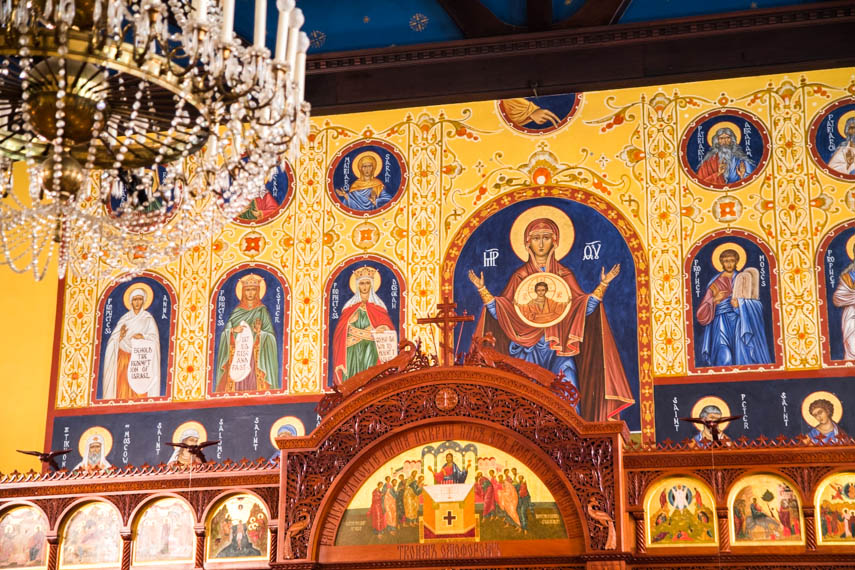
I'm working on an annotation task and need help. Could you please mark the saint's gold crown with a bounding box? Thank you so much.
[240,274,264,288]
[354,266,377,281]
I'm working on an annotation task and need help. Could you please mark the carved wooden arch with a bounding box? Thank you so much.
[810,467,855,508]
[317,420,588,550]
[639,471,717,510]
[723,468,810,509]
[278,365,625,563]
[128,492,198,529]
[0,500,50,531]
[56,496,122,527]
[199,488,274,526]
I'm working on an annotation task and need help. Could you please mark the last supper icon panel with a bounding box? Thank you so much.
[334,440,567,546]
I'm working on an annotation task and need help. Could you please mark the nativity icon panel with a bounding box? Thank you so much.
[685,231,780,373]
[809,97,855,181]
[334,439,567,547]
[448,197,640,428]
[496,93,582,134]
[324,256,405,390]
[680,109,770,191]
[208,263,290,396]
[91,273,176,404]
[818,222,855,364]
[326,139,407,217]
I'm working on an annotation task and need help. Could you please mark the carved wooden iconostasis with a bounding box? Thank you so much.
[2,65,855,569]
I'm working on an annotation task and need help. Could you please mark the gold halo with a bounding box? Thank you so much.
[350,151,383,178]
[78,426,113,458]
[512,272,573,328]
[348,267,382,294]
[269,416,305,448]
[508,205,575,262]
[691,396,732,432]
[235,273,267,301]
[122,282,154,310]
[837,110,855,138]
[172,421,207,444]
[801,391,843,426]
[846,234,855,261]
[711,242,747,272]
[706,121,743,146]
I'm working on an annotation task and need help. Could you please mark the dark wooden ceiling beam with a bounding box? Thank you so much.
[554,0,632,28]
[527,0,553,31]
[306,1,855,116]
[436,0,518,38]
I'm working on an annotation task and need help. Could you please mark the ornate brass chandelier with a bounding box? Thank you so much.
[0,0,309,279]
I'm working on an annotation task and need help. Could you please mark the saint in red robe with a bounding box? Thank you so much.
[368,487,386,533]
[331,300,395,386]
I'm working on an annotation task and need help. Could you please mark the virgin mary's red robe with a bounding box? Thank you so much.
[475,253,634,422]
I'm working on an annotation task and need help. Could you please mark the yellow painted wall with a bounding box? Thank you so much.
[0,266,57,472]
[7,65,855,469]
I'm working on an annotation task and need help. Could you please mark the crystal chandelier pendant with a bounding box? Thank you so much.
[0,0,310,280]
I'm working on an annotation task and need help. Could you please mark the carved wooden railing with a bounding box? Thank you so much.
[0,458,280,570]
[624,439,855,569]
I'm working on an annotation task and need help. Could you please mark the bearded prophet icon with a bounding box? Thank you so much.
[809,101,855,179]
[467,206,634,422]
[681,111,768,189]
[695,125,756,185]
[331,265,397,385]
[214,273,279,393]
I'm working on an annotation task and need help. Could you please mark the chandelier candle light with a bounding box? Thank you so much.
[0,0,310,280]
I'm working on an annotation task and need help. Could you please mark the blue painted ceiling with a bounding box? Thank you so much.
[232,0,824,55]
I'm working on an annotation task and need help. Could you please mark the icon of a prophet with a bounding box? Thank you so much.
[696,246,771,367]
[696,125,755,185]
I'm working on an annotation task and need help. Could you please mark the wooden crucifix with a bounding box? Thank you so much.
[416,298,474,366]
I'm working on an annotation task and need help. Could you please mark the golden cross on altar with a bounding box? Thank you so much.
[416,298,474,366]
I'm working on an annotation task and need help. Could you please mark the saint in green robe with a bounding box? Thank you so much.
[344,308,380,382]
[215,302,279,392]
